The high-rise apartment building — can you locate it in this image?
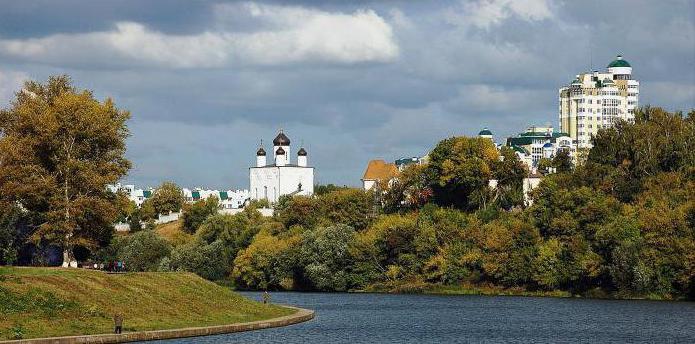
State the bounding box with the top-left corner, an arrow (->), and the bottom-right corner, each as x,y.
559,55 -> 639,148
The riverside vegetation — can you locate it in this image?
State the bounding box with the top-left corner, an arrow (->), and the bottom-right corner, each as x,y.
1,76 -> 694,301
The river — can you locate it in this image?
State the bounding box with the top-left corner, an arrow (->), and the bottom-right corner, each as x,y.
153,291 -> 695,343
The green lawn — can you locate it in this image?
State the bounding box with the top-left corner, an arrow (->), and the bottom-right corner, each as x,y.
0,267 -> 294,340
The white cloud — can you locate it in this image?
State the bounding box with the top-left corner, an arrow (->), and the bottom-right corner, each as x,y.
0,69 -> 28,106
0,2 -> 398,68
452,0 -> 553,29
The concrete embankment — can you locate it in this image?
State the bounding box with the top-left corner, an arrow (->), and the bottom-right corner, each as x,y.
1,306 -> 313,344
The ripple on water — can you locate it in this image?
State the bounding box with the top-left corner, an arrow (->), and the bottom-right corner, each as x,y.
150,292 -> 695,344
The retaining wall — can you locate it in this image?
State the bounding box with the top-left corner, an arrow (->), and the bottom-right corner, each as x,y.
1,306 -> 313,344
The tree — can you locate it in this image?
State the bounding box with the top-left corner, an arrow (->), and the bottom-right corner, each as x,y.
537,158 -> 554,175
491,146 -> 527,209
425,137 -> 499,210
314,184 -> 348,196
181,196 -> 219,233
552,149 -> 573,173
317,189 -> 374,230
232,230 -> 300,290
0,75 -> 131,267
114,230 -> 171,272
275,195 -> 319,229
151,181 -> 185,215
382,164 -> 432,213
164,239 -> 229,280
299,224 -> 357,291
588,107 -> 695,202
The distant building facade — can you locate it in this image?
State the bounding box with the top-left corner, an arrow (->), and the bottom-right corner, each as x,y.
559,55 -> 639,148
108,183 -> 248,210
182,188 -> 249,209
506,126 -> 575,168
249,131 -> 314,203
395,157 -> 424,171
362,159 -> 399,191
107,183 -> 153,207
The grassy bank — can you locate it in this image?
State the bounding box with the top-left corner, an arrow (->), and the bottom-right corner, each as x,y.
0,267 -> 294,340
362,281 -> 570,298
361,281 -> 684,300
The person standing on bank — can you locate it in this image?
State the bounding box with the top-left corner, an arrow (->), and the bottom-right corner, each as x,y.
263,291 -> 270,304
114,313 -> 123,334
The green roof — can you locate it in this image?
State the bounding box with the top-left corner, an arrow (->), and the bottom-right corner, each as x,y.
511,145 -> 529,154
607,56 -> 631,68
219,191 -> 228,200
192,191 -> 200,200
478,128 -> 493,136
507,137 -> 533,146
143,190 -> 152,198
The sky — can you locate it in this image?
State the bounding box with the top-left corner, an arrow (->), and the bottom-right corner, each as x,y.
0,0 -> 694,189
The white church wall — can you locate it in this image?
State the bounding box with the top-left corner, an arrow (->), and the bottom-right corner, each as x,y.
279,166 -> 314,197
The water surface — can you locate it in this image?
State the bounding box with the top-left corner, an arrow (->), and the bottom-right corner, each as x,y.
154,291 -> 695,343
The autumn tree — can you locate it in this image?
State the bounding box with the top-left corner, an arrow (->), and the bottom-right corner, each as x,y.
150,181 -> 185,215
181,196 -> 219,233
0,75 -> 131,267
425,136 -> 499,210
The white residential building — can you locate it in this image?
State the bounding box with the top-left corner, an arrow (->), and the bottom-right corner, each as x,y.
559,55 -> 639,148
505,126 -> 576,169
249,131 -> 314,203
182,188 -> 249,209
107,183 -> 153,207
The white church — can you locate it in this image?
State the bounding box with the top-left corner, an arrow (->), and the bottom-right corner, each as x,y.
249,131 -> 314,203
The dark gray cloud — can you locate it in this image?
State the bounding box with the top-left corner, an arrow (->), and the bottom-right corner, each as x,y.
0,0 -> 693,189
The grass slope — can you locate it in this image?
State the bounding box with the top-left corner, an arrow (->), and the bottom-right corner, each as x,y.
0,267 -> 293,340
155,220 -> 193,246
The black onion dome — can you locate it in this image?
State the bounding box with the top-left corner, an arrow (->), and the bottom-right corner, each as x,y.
273,131 -> 291,146
275,147 -> 286,155
256,147 -> 266,156
297,147 -> 307,156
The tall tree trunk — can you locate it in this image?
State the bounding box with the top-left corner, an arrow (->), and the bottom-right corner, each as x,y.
61,139 -> 77,268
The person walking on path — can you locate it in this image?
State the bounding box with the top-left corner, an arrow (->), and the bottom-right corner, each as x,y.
262,291 -> 271,304
114,313 -> 124,334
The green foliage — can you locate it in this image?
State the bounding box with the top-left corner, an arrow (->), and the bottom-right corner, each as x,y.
588,107 -> 695,202
0,75 -> 131,264
232,230 -> 299,290
314,184 -> 348,196
382,164 -> 432,213
316,188 -> 373,230
299,225 -> 357,291
552,149 -> 573,173
113,230 -> 171,271
150,181 -> 185,215
197,212 -> 260,259
164,239 -> 229,281
181,197 -> 219,234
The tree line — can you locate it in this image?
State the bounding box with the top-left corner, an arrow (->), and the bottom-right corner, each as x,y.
1,76 -> 693,300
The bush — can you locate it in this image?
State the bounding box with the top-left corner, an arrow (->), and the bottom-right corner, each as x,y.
166,239 -> 229,281
182,197 -> 219,233
299,224 -> 357,291
115,231 -> 171,271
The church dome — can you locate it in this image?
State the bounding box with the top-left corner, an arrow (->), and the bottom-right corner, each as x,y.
275,147 -> 286,155
607,55 -> 631,68
273,131 -> 291,146
256,147 -> 266,156
478,128 -> 493,136
297,147 -> 307,156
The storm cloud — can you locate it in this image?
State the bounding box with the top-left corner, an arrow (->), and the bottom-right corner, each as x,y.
0,0 -> 693,188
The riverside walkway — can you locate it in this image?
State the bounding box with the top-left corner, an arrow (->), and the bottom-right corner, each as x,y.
0,306 -> 314,344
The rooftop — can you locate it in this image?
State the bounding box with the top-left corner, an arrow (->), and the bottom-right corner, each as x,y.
362,159 -> 399,181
